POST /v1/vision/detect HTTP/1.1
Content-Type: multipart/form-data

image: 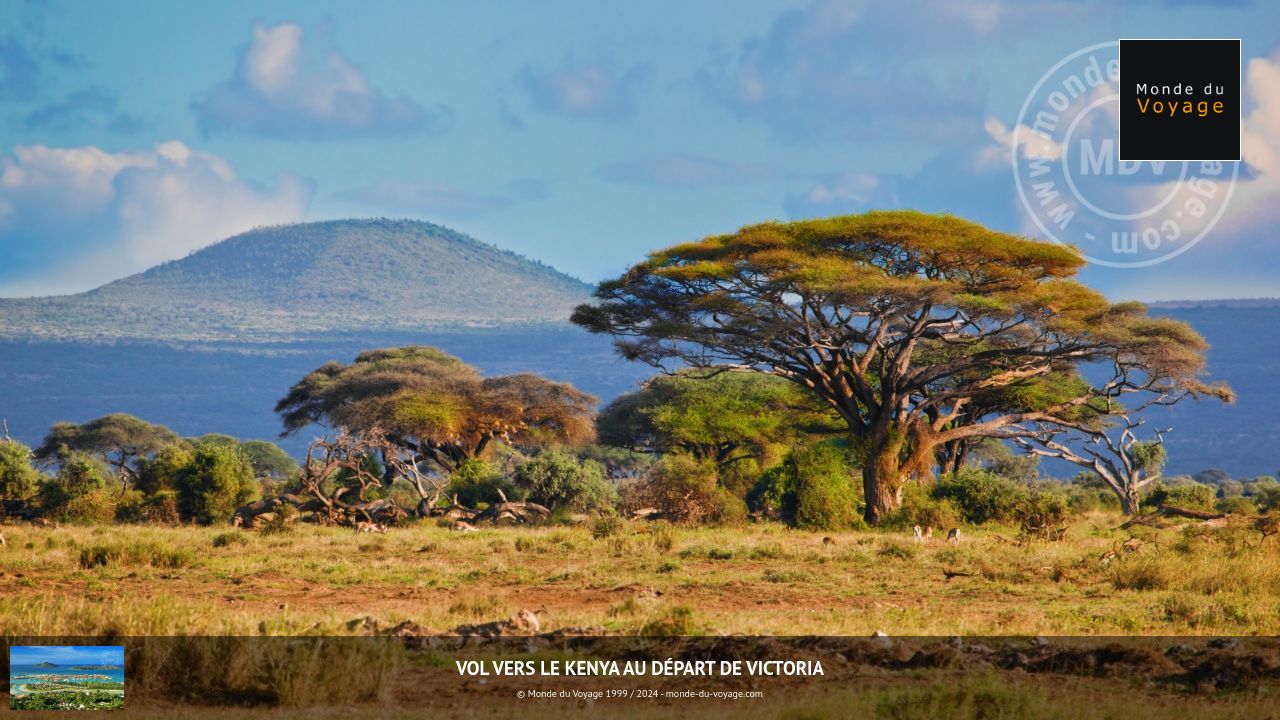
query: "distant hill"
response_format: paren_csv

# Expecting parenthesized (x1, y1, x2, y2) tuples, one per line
(0, 219, 593, 341)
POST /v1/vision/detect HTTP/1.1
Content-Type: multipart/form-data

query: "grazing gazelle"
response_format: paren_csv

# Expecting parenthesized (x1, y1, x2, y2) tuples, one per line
(354, 521, 388, 534)
(946, 528, 962, 545)
(450, 520, 479, 533)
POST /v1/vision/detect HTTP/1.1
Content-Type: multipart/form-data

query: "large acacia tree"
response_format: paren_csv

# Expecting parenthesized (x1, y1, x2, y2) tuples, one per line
(275, 346, 597, 507)
(572, 211, 1227, 523)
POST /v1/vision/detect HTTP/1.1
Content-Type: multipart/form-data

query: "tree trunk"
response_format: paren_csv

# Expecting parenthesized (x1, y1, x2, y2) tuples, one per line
(1119, 485, 1141, 515)
(863, 430, 907, 525)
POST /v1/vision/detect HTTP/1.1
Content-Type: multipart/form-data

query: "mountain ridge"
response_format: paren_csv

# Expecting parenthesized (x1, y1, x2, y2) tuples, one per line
(0, 218, 593, 342)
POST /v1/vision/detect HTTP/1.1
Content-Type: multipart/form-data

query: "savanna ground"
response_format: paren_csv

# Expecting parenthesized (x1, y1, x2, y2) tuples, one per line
(3, 515, 1280, 719)
(2, 514, 1278, 636)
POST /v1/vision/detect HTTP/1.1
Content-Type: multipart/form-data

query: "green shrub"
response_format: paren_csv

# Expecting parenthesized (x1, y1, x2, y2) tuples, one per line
(513, 450, 616, 511)
(883, 482, 960, 530)
(37, 453, 114, 522)
(713, 488, 749, 526)
(59, 488, 119, 524)
(748, 443, 863, 531)
(0, 439, 40, 501)
(1250, 480, 1280, 512)
(933, 467, 1027, 524)
(1146, 482, 1215, 512)
(79, 540, 191, 569)
(135, 444, 193, 495)
(175, 444, 259, 525)
(212, 531, 249, 548)
(1014, 491, 1069, 540)
(1215, 495, 1258, 515)
(447, 458, 520, 507)
(591, 515, 625, 539)
(621, 455, 720, 524)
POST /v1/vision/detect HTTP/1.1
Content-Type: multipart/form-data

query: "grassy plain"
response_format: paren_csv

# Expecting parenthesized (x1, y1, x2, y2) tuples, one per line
(2, 512, 1278, 637)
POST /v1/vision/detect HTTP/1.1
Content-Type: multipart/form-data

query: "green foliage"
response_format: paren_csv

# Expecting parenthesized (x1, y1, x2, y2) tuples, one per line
(1216, 496, 1258, 515)
(749, 442, 864, 531)
(37, 452, 113, 521)
(933, 467, 1028, 525)
(35, 413, 178, 480)
(597, 370, 840, 481)
(1015, 491, 1069, 540)
(622, 455, 735, 525)
(174, 444, 260, 525)
(135, 444, 194, 495)
(882, 483, 961, 530)
(0, 219, 594, 342)
(240, 440, 300, 481)
(591, 515, 625, 539)
(0, 438, 40, 500)
(966, 439, 1038, 483)
(513, 450, 616, 511)
(1246, 480, 1280, 512)
(446, 458, 520, 507)
(276, 346, 596, 475)
(1146, 482, 1216, 512)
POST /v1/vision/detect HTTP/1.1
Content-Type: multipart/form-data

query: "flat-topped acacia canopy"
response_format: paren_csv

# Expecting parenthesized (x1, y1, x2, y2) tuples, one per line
(573, 210, 1229, 523)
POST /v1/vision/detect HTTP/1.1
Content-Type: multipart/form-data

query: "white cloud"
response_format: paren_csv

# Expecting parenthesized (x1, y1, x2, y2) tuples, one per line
(518, 61, 652, 121)
(0, 141, 313, 297)
(194, 22, 446, 139)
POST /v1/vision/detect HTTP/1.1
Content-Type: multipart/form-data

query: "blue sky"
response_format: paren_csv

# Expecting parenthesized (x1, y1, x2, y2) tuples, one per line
(1, 0, 1279, 300)
(10, 645, 123, 666)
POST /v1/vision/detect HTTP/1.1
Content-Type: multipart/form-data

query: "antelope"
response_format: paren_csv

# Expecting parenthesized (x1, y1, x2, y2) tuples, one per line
(912, 525, 924, 542)
(451, 520, 479, 533)
(946, 528, 961, 545)
(0, 532, 6, 547)
(924, 526, 934, 540)
(354, 521, 388, 534)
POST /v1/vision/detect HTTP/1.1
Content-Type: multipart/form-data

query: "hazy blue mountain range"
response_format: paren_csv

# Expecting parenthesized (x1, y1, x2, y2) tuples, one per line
(0, 219, 593, 341)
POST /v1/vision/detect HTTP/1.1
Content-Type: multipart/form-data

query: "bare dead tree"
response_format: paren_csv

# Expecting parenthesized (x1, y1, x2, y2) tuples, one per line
(1013, 415, 1168, 515)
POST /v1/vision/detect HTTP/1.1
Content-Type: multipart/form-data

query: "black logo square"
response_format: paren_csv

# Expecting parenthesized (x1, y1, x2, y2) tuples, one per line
(1120, 39, 1240, 161)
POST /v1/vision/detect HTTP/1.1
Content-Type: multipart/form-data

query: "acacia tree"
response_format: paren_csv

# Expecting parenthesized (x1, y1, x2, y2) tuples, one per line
(274, 346, 597, 508)
(572, 211, 1228, 523)
(35, 413, 179, 488)
(598, 369, 841, 477)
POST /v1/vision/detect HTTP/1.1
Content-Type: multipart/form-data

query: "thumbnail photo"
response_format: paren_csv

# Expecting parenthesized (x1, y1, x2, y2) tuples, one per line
(9, 646, 125, 711)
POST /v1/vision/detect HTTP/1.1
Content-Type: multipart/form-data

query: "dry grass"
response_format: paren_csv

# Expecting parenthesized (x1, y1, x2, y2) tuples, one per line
(1, 513, 1279, 637)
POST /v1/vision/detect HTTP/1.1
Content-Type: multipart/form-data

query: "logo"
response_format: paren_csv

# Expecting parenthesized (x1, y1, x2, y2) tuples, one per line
(1013, 41, 1239, 268)
(1120, 39, 1241, 161)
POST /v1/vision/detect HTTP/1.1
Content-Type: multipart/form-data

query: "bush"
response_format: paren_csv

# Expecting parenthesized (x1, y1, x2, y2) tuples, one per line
(59, 488, 119, 524)
(1250, 480, 1280, 512)
(446, 458, 520, 507)
(135, 444, 194, 496)
(513, 450, 616, 511)
(621, 456, 713, 524)
(748, 443, 863, 531)
(933, 468, 1028, 525)
(882, 482, 960, 530)
(1216, 495, 1257, 515)
(0, 439, 40, 501)
(591, 515, 625, 539)
(1015, 491, 1069, 540)
(37, 453, 112, 521)
(79, 540, 191, 569)
(175, 444, 259, 525)
(1146, 482, 1215, 512)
